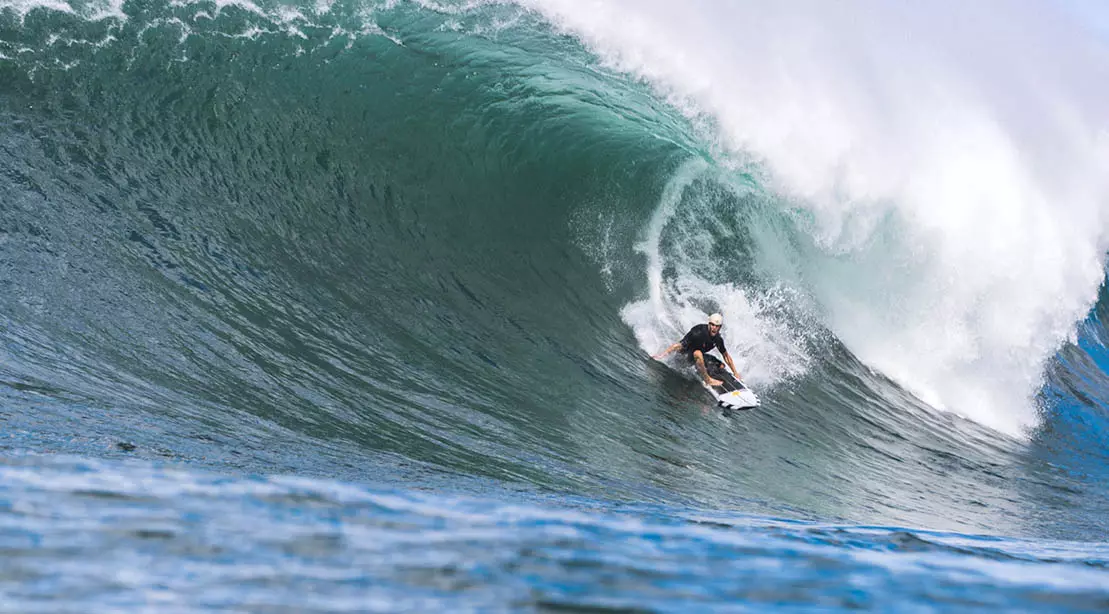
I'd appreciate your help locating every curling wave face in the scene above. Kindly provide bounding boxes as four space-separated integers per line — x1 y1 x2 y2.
1 0 1109 545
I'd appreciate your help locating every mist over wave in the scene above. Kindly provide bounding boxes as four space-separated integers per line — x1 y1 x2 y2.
529 0 1109 436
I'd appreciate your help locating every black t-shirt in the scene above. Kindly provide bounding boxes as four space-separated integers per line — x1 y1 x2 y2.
680 324 726 356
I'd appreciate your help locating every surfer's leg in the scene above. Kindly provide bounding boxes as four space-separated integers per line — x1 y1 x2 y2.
693 351 723 386
693 350 706 378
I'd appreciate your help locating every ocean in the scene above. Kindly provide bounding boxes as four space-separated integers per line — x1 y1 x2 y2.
2 0 1109 611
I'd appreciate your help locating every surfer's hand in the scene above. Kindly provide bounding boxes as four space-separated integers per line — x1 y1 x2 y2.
706 378 723 387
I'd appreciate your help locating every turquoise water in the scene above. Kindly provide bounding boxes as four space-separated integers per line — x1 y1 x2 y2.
2 0 1109 610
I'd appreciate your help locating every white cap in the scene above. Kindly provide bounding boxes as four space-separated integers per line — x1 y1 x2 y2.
708 313 723 326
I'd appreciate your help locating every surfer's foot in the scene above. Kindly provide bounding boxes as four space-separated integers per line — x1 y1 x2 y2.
706 378 723 387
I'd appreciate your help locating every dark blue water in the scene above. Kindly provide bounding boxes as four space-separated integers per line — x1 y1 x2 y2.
2 0 1109 610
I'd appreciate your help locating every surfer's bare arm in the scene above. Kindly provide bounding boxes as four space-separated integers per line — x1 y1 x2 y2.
723 351 742 380
653 343 682 360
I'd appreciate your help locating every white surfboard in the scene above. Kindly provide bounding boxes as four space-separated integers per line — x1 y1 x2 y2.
711 384 761 410
700 355 760 410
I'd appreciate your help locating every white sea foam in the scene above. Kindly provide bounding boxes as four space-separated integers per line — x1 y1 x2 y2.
0 0 126 20
531 0 1109 435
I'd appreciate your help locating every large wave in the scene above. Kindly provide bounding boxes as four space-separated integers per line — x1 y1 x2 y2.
3 0 1109 538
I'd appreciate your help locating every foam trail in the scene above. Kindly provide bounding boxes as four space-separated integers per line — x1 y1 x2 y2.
530 0 1109 435
638 159 707 336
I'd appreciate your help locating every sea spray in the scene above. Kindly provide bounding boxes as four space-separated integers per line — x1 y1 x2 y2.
529 0 1109 435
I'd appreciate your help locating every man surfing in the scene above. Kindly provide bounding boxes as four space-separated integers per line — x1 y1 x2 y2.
653 313 742 387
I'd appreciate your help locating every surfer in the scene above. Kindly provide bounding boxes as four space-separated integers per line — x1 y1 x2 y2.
653 313 742 387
